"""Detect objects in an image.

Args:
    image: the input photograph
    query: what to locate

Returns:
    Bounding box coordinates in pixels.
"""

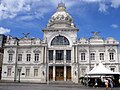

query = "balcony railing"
[66,60,71,63]
[49,60,53,63]
[55,60,64,63]
[48,59,71,64]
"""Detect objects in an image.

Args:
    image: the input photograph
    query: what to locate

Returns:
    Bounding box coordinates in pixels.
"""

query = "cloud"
[0,0,120,20]
[111,0,120,8]
[15,15,34,21]
[99,3,108,12]
[0,27,10,34]
[80,0,103,3]
[111,24,119,29]
[0,0,31,20]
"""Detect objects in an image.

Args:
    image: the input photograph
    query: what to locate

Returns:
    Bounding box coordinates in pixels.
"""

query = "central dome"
[47,3,75,28]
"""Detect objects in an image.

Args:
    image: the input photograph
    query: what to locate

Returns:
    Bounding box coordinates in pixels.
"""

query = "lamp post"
[18,69,21,83]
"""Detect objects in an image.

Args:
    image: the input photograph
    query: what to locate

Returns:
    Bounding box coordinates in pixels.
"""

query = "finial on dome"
[57,1,66,11]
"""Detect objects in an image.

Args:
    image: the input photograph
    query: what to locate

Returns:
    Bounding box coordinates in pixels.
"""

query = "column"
[53,65,55,81]
[53,50,55,64]
[44,47,47,63]
[64,50,66,63]
[46,64,49,84]
[42,47,45,63]
[71,47,74,63]
[76,46,78,63]
[96,50,99,64]
[64,65,66,81]
[74,46,76,63]
[14,47,18,82]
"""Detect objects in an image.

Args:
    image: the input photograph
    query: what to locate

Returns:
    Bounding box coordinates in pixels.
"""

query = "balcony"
[66,60,71,63]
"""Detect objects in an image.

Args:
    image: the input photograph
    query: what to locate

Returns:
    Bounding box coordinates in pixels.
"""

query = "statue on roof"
[22,33,29,38]
[90,31,102,39]
[92,31,100,36]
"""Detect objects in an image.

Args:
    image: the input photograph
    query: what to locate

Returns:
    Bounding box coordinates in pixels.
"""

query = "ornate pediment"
[26,50,31,53]
[108,48,115,52]
[79,49,87,52]
[7,49,15,53]
[33,49,41,53]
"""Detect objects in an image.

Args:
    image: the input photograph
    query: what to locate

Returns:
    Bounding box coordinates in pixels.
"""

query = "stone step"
[49,81,79,85]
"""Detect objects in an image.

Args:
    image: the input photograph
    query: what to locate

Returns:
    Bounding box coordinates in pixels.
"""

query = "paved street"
[0,82,120,90]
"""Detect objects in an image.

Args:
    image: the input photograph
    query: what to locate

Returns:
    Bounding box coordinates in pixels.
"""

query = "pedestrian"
[93,79,98,88]
[104,79,109,90]
[108,78,114,90]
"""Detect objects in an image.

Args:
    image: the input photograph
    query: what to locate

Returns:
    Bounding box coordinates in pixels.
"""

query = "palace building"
[1,3,120,83]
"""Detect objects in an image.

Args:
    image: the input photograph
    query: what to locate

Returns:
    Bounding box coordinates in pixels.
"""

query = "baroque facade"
[1,3,120,83]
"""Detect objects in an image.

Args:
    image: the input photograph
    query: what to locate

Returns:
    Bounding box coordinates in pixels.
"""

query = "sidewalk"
[0,80,85,87]
[0,80,46,84]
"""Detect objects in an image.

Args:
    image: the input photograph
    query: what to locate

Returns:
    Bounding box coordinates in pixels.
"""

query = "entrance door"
[66,66,71,81]
[55,66,64,81]
[49,66,53,81]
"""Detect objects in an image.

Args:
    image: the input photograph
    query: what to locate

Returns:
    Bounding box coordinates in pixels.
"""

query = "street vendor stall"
[85,63,120,86]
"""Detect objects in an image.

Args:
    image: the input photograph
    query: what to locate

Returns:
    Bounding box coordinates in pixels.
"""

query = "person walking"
[108,78,114,90]
[105,79,109,90]
[93,79,98,88]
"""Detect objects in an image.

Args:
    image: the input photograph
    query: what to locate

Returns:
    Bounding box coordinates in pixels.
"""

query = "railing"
[48,60,71,63]
[49,60,53,63]
[66,60,71,63]
[55,60,64,63]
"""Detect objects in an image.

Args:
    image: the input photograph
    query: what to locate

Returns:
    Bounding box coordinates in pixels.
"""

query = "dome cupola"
[47,2,75,28]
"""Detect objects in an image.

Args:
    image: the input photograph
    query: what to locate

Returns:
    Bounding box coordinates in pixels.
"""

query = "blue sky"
[0,0,120,42]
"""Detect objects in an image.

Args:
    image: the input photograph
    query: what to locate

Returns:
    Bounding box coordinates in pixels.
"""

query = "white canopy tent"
[86,63,120,75]
[84,63,120,87]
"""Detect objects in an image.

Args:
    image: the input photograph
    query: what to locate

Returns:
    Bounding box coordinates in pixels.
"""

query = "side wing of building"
[2,36,47,83]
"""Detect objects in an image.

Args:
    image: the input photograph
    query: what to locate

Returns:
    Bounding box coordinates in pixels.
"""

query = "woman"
[104,80,109,90]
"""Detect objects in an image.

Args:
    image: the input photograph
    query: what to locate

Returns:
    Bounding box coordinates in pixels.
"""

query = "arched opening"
[51,35,70,45]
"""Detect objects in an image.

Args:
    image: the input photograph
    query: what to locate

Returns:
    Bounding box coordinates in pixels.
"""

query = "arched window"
[51,35,69,45]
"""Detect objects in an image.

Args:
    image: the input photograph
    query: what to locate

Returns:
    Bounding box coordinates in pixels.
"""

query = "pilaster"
[64,65,66,81]
[53,65,55,81]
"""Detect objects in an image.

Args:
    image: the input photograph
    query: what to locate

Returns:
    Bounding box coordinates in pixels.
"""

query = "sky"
[0,0,120,42]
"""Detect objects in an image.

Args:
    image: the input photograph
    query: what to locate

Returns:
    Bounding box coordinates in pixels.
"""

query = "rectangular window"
[7,68,11,76]
[49,50,53,60]
[66,50,71,60]
[26,69,30,76]
[56,50,64,60]
[18,54,22,61]
[8,54,13,61]
[17,68,21,76]
[109,53,114,60]
[35,54,39,61]
[34,69,38,76]
[90,53,95,60]
[100,53,104,60]
[81,53,85,60]
[26,54,31,61]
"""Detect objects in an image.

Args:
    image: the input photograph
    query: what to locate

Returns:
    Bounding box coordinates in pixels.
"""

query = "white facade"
[1,3,120,83]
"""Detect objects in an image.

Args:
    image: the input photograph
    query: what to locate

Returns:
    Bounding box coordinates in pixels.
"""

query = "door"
[55,66,64,81]
[49,66,53,81]
[66,66,71,81]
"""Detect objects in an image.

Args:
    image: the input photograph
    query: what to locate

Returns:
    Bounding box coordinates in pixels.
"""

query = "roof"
[87,63,120,75]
